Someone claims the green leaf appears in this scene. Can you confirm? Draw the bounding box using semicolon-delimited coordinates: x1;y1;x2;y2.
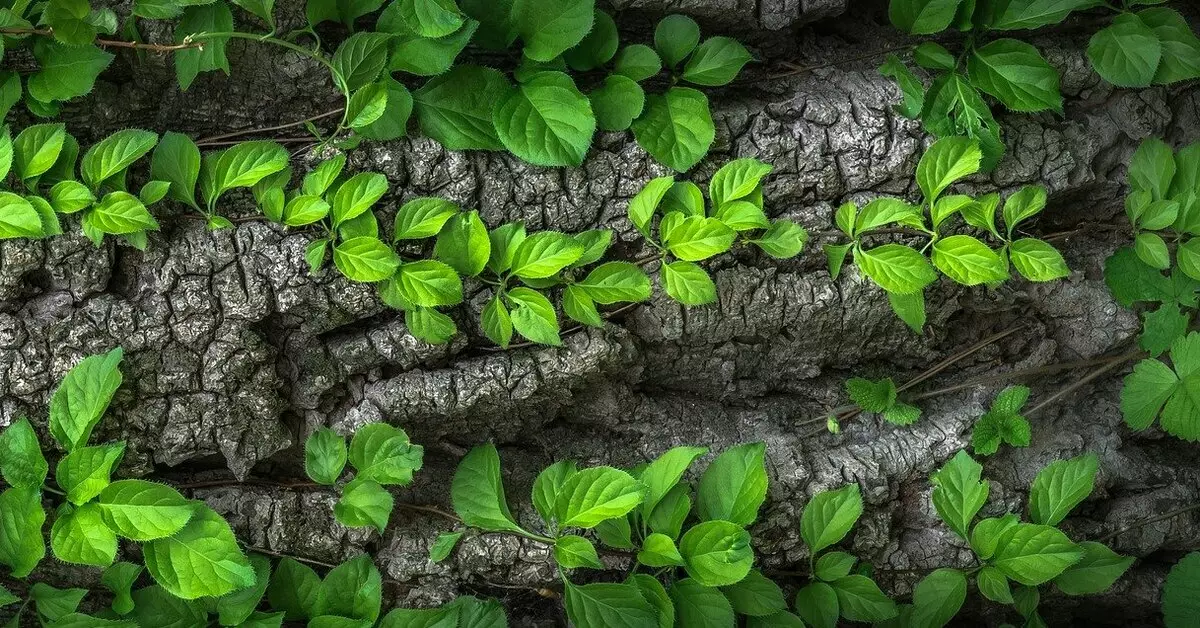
794;582;839;628
563;579;658;628
1052;541;1133;595
511;230;585;279
88;192;159;235
334;237;401;282
43;0;96;46
638;532;684;567
1163;551;1200;627
752;220;808;259
429;531;463;563
563;285;603;327
532;460;578;525
628;176;674;236
614;44;663;81
1088;13;1161;88
914;42;957;70
332;32;392;92
413;65;510;151
149;132;200;209
216;554;271;625
632;87;715;173
306;240;329;274
101;561;142;615
267;558;321;621
814;552;857;582
909;568;966;628
879;55;925;118
917;137;982;204
334;478;394;533
142;505;255;599
696;441;767;526
405;307;458;344
1003;185;1048;232
984;0;1098;30
395;260;463;307
396;0;463;37
721;569;786;617
507;286;561;345
482;296;514;348
801;484;863;554
921;73;1005;170
575;262;651;304
1029;453;1098;526
316;554;382;622
889;291;927;333
231;0;275;27
654;14;700;67
0;418;47;490
82;129;158;190
130;585;207;627
554;466;644;528
746;611;807;627
648;483;691;540
451;444;526;534
1010;238;1068;282
434;210;490;276
346;83;389;129
305;428;347;485
394;198;458;240
1140;8;1200;84
563;9;618;71
48;180;95;214
932;235;1008;285
0;487;46;577
48;348;123;452
514;0;594;62
976;565;1013;603
55;442;124;506
572;229;613;267
967;39;1063;113
1134;232;1170;270
50;506;116;571
174;3;232;91
1141;302;1191;357
278;195;327;227
710;158;771;210
682;37;751;86
665;216;735;261
931;450;989;540
356;78;414;141
889;0;962;33
0;193;44;239
856;244;938;294
856;197;922;233
214;141;288;195
638;445;705;520
29;39;113;103
679;519;753;587
830;575;897;623
494;71;595;167
663;260;717;306
589;75;645;132
846;377;896;413
671;578;734;628
991;523;1083;585
348;423;423;485
97;480;193;541
30;583;87;621
556;535;603;569
13;123;66;181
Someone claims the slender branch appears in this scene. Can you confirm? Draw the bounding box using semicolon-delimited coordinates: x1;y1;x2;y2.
1023;350;1142;416
242;544;337;569
196;108;345;145
0;27;205;51
738;44;916;84
174;478;320;490
1098;503;1200;544
395;503;461;524
908;351;1139;402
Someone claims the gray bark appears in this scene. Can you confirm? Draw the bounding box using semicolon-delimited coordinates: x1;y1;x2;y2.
2;1;1199;625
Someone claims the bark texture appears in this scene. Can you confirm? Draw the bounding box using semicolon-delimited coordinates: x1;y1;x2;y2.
2;0;1199;625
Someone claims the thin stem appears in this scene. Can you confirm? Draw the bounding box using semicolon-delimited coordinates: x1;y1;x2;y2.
242;544;337;569
191;31;341;79
907;352;1138;402
746;44;916;83
42;484;66;497
1098;503;1200;544
0;28;205;52
195;107;345;145
395;503;461;524
1023;351;1142;416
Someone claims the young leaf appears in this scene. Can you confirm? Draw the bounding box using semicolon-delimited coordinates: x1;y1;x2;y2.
97;480;194;541
795;581;839;628
216;553;271;626
1140;8;1200;85
267;558;322;621
482;296;514;348
332;32;393;92
671;578;735;627
909;568;966;628
30;583;88;621
396;0;463;38
931;235;1008;285
654;14;700;67
511;230;586;279
589;75;645;132
553;466;644;528
563;285;603;327
532;460;578;524
51;503;117;566
663;260;717;305
692;441;767;527
721;569;786;617
679;519;753;587
405;307;458;344
334;478;394;533
434;210;490;276
856;244;938;294
174;3;232;91
752;220;808;259
917;137;982;204
1028;453;1098;526
1010;238;1069;282
493;71;596;167
846;377;896;413
348;423;423;485
101;562;142;615
13;123;66;181
49;348;123;452
394;197;458;240
429;531;463;562
1163;552;1200;627
29;39;113;103
815;552;857;582
990;523;1083;585
0;418;48;489
879;55;925;118
665;216;736;261
1120;331;1200;440
628;175;674;236
345;84;389;129
563;579;658;627
830;575;897;623
413;65;510;151
614;44;663;81
914;42;956;70
1088;13;1162;88
315;554;382;622
142;505;256;599
507;287;561;345
555;535;603;569
514;0;594;62
395;260;463;307
631;87;715;173
889;0;960;34
710;158;772;210
563;9;618;71
214;141;289;195
931;450;989;540
305;428;347;485
682;37;751;87
55;442;125;506
334;237;402;283
88;193;159;235
967;39;1063;113
576;262;651;303
801;484;863;554
1052;541;1134;595
0;487;46;577
450;444;527;534
81;130;159;190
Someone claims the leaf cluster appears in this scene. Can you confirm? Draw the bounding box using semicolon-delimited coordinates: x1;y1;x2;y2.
303;424;424;533
827;136;1067;330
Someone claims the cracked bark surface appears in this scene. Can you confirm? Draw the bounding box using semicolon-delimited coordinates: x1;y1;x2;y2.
1;0;1198;625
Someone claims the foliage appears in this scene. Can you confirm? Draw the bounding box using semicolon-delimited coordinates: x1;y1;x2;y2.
1109;138;1200;442
827;136;1068;329
304;424;424;532
970;385;1032;456
883;0;1200;168
1164;552;1200;628
918;450;1133;626
845;376;921;425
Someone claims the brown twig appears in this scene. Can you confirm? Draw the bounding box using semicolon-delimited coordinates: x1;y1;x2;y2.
1023;350;1143;416
737;44;916;84
196;108;345;145
243;544;337;569
0;27;204;52
1098;503;1200;544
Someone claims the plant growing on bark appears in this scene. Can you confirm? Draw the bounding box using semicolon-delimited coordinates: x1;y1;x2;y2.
913;450;1134;627
827;136;1068;330
1107;138;1200;442
845;376;922;426
883;0;1200;168
1164;552;1200;627
303;425;424;533
970;385;1032;456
